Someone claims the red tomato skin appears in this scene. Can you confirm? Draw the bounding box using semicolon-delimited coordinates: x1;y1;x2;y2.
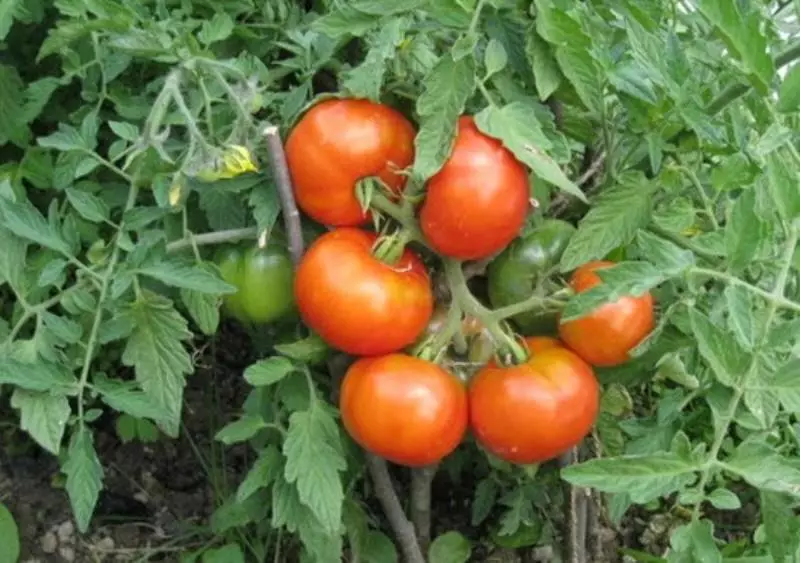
469;338;599;464
558;260;655;367
419;116;530;260
285;98;416;227
340;354;469;467
294;228;434;356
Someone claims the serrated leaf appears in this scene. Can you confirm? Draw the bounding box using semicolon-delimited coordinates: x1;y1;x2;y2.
474;102;585;201
0;64;29;147
215;415;267;445
561;453;700;504
765;150;800;222
725;443;800;498
525;31;561;99
236;446;283;503
244;357;295;387
198;12;233;45
351;0;426;14
312;5;378;38
38;258;67;288
42;312;83;344
429;531;471;563
669;520;722;563
0;0;19;41
483;38;507;79
342;18;409;101
635;230;695;276
767;359;800;413
778;64;800;113
202;543;244;563
283;407;346;533
724;285;754;350
559;178;654;272
0;357;78;393
180;287;219;336
471;478;497;526
274;334;330;363
413;54;476;179
706;488;740;510
94;377;172;423
120;292;193;437
37;122;88;152
248;183;280;235
696;0;774;93
0;501;20;563
359;531;398;563
726;189;766;273
562;261;665;321
760;490;799;563
137;258;236;295
108;120;139;141
0;226;28;290
0;197;71;255
689;309;751;387
10;389;71;455
62;425;103;533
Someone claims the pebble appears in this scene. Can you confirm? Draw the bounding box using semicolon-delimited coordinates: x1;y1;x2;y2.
96;537;115;551
58;546;75;562
57;520;75;543
133;491;149;504
40;532;58;554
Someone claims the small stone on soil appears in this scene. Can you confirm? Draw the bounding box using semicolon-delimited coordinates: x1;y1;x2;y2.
40;531;58;554
95;536;115;551
57;520;75;542
58;546;75;562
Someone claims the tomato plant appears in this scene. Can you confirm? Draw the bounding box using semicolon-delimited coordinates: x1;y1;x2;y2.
294;228;433;356
215;244;295;325
558;260;655;367
285;98;416;227
487;219;576;334
339;353;468;467
419;116;530;260
468;337;599;464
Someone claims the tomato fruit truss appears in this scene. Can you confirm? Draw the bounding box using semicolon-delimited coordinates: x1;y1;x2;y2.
419;116;530;260
285;98;416;227
340;354;468;467
468;337;599;464
216;245;295;324
294;228;434;356
487;219;575;335
558;260;655;367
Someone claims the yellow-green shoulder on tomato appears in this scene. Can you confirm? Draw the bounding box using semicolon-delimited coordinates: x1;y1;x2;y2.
486;219;575;335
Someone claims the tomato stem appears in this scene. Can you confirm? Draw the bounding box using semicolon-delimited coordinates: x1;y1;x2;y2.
372;229;412;266
411;303;464;363
443;259;529;365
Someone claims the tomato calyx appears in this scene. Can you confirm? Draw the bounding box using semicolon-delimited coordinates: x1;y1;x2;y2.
371;229;413;266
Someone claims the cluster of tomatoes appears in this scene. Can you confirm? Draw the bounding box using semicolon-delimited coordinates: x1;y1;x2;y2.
219;98;655;468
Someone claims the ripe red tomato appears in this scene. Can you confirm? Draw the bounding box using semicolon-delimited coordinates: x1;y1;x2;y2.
419;116;530;260
468;337;599;464
294;228;434;356
340;354;468;466
558;260;655;367
285;98;416;227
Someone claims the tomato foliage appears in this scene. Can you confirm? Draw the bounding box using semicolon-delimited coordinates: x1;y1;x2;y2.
0;0;799;562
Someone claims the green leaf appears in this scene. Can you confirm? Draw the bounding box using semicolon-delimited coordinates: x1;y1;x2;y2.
724;443;800;498
215;415;267;445
359;531;398;563
724;285;755;350
769;359;800;413
244;357;296;387
726;189;766;273
312;5;378;38
483;38;507;79
696;0;774;93
120;292;193;437
668;520;722;563
274;334;330;363
635;230;695;276
765;151;800;222
248;182;280;235
283;407;346;533
561;261;665;322
137;258;236;295
689;310;751;388
198;12;234;45
706;488;741;510
0;357;77;393
0;0;19;41
202;544;244;563
180;287;220;336
94;377;172;423
37;122;89;152
236;446;283;503
62;425;103;533
0;502;20;563
65;187;110;223
471;478;497;526
108;120;139;141
777;64;800;113
525;31;561;100
760;490;800;563
0;226;28;291
42;312;83;344
0;197;71;255
342;17;409;101
560;453;699;504
429;531;472;563
10;389;70;455
413;53;476;180
474;102;585;201
559;177;654;272
0;64;28;147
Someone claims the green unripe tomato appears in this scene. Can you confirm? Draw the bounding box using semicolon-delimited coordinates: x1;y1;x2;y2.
216;244;295;325
487;219;576;335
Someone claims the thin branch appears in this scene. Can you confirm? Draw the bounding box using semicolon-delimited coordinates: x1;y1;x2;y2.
264;124;425;563
576;150;607;187
560;446;588;563
263;124;304;264
410;464;438;554
166;227;258;253
367;455;426;563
